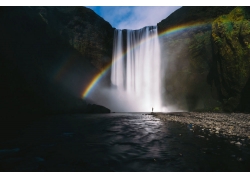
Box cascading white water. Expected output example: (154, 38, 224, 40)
(111, 26, 162, 112)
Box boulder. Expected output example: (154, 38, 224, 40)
(86, 104, 111, 113)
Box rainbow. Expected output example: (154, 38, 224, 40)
(81, 21, 211, 99)
(81, 62, 113, 98)
(81, 29, 160, 98)
(158, 21, 210, 38)
(54, 54, 75, 81)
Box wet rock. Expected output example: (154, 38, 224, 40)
(235, 142, 242, 146)
(86, 104, 111, 113)
(154, 112, 250, 145)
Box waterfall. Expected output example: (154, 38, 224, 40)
(111, 26, 162, 112)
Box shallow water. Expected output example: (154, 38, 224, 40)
(0, 113, 250, 171)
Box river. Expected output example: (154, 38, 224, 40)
(0, 113, 250, 171)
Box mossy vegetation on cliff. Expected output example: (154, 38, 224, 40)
(158, 6, 250, 112)
(211, 7, 250, 112)
(158, 7, 235, 111)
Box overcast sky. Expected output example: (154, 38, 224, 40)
(86, 6, 181, 30)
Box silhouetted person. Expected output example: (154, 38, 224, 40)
(152, 107, 154, 113)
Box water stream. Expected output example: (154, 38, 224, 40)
(1, 113, 249, 171)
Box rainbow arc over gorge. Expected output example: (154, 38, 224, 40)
(81, 22, 210, 99)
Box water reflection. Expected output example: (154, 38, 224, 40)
(0, 113, 250, 171)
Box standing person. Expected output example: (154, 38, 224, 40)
(152, 107, 154, 113)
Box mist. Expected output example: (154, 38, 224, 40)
(159, 27, 218, 112)
(85, 26, 186, 113)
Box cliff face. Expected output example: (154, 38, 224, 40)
(210, 7, 250, 112)
(1, 5, 250, 124)
(158, 6, 250, 112)
(34, 6, 114, 70)
(0, 6, 113, 132)
(158, 7, 235, 111)
(158, 7, 236, 33)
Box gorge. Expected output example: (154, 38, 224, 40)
(86, 6, 250, 113)
(1, 6, 250, 172)
(2, 6, 250, 116)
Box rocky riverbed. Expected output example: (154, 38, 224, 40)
(153, 112, 250, 147)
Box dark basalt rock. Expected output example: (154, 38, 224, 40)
(32, 6, 114, 71)
(158, 6, 236, 34)
(0, 6, 112, 134)
(86, 104, 111, 113)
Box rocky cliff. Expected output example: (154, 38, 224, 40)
(0, 6, 113, 133)
(33, 7, 114, 71)
(1, 5, 250, 127)
(157, 6, 250, 112)
(210, 7, 250, 112)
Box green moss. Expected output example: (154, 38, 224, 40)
(213, 107, 221, 112)
(211, 7, 250, 112)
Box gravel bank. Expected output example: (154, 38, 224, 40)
(153, 112, 250, 145)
